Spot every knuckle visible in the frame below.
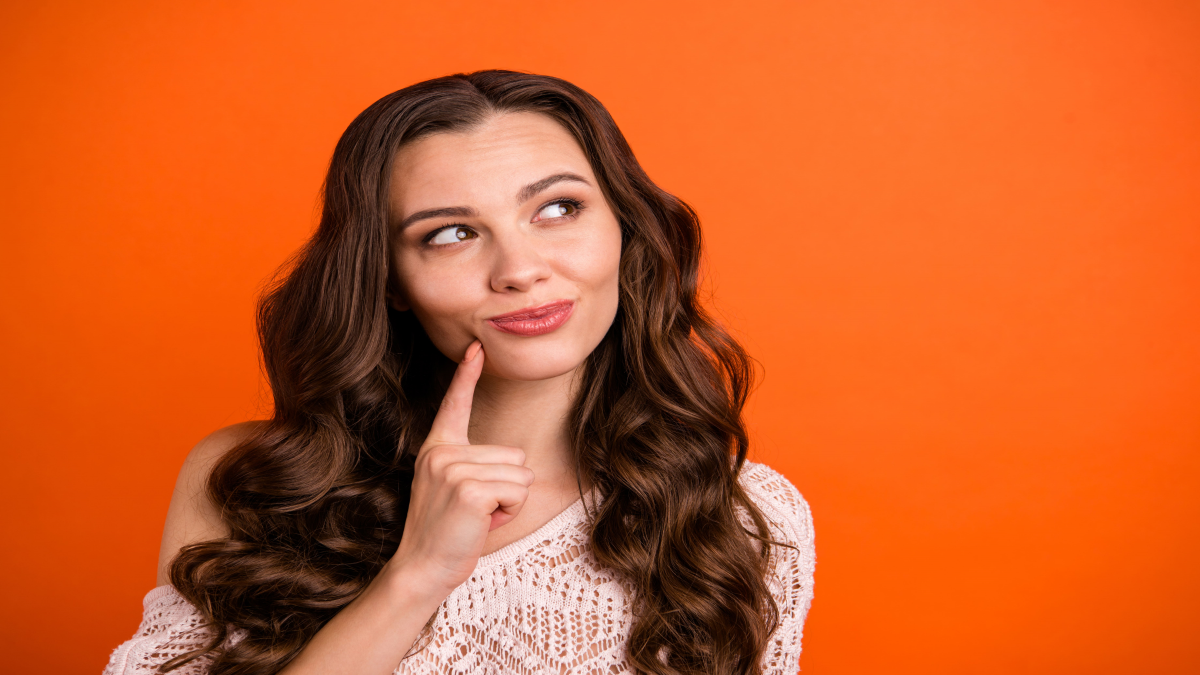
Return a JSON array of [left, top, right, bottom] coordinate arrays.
[[455, 479, 483, 505], [426, 447, 455, 472], [443, 461, 468, 483], [415, 450, 434, 472]]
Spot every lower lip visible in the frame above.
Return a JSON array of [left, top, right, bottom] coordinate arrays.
[[488, 302, 575, 336]]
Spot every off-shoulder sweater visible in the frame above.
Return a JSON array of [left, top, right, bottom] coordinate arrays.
[[103, 461, 815, 675]]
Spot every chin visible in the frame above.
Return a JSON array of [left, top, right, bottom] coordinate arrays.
[[480, 340, 591, 382]]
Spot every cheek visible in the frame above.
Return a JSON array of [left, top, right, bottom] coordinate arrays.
[[561, 222, 623, 291], [395, 253, 481, 337]]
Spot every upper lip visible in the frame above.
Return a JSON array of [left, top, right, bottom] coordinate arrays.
[[487, 300, 574, 322]]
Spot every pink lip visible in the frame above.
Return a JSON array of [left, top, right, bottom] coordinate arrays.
[[487, 300, 575, 336]]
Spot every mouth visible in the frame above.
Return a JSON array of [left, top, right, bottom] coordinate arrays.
[[487, 300, 575, 337]]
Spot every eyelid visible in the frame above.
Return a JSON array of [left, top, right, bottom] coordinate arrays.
[[419, 197, 585, 245], [533, 197, 585, 221], [421, 223, 474, 245]]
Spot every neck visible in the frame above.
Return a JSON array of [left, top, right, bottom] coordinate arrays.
[[467, 367, 580, 493]]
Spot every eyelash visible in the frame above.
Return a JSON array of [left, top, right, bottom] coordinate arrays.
[[421, 197, 586, 246]]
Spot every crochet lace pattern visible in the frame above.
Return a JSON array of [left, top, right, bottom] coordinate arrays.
[[103, 461, 815, 675]]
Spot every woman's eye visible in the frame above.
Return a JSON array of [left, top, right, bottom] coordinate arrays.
[[427, 226, 476, 246], [534, 201, 578, 221]]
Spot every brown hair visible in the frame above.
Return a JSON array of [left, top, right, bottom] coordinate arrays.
[[166, 70, 779, 675]]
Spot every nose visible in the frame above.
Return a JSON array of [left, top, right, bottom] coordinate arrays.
[[489, 230, 552, 293]]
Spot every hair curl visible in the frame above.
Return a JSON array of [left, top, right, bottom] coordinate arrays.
[[166, 70, 779, 675]]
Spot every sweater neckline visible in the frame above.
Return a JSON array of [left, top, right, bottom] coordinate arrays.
[[473, 490, 594, 570]]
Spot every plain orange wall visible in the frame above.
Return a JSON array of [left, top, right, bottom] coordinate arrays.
[[2, 1, 1198, 673]]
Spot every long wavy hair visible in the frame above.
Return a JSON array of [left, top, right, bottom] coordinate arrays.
[[166, 70, 779, 675]]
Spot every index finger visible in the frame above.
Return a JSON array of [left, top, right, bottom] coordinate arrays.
[[424, 340, 484, 448]]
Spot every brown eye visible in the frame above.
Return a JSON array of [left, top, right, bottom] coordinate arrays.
[[535, 201, 576, 220], [428, 226, 476, 245]]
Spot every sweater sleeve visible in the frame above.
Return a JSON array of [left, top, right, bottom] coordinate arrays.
[[102, 586, 219, 675], [738, 461, 817, 675]]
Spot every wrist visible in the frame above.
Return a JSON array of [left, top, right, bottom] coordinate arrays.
[[376, 554, 459, 607]]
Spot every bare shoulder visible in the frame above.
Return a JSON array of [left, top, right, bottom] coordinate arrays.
[[155, 421, 266, 586]]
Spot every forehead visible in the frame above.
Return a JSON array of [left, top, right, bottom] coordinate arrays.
[[389, 112, 594, 216]]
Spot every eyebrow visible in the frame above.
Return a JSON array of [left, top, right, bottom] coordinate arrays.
[[398, 206, 477, 230], [397, 172, 593, 231], [515, 172, 592, 204]]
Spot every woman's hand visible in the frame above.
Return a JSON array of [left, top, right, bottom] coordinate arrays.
[[386, 341, 534, 594], [278, 344, 525, 675]]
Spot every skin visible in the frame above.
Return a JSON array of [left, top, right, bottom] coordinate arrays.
[[386, 111, 622, 566], [156, 112, 624, 675], [388, 111, 621, 383]]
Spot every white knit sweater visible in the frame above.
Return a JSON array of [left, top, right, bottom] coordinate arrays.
[[103, 461, 815, 675]]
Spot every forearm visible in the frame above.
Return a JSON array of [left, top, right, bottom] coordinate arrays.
[[278, 559, 451, 675]]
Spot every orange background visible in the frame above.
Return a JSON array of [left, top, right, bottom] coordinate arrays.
[[2, 1, 1198, 673]]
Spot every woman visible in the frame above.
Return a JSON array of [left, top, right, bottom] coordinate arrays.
[[104, 70, 814, 675]]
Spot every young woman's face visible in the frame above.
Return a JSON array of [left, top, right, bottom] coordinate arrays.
[[388, 112, 623, 382]]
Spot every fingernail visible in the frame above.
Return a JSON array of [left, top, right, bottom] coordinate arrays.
[[463, 341, 482, 363]]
